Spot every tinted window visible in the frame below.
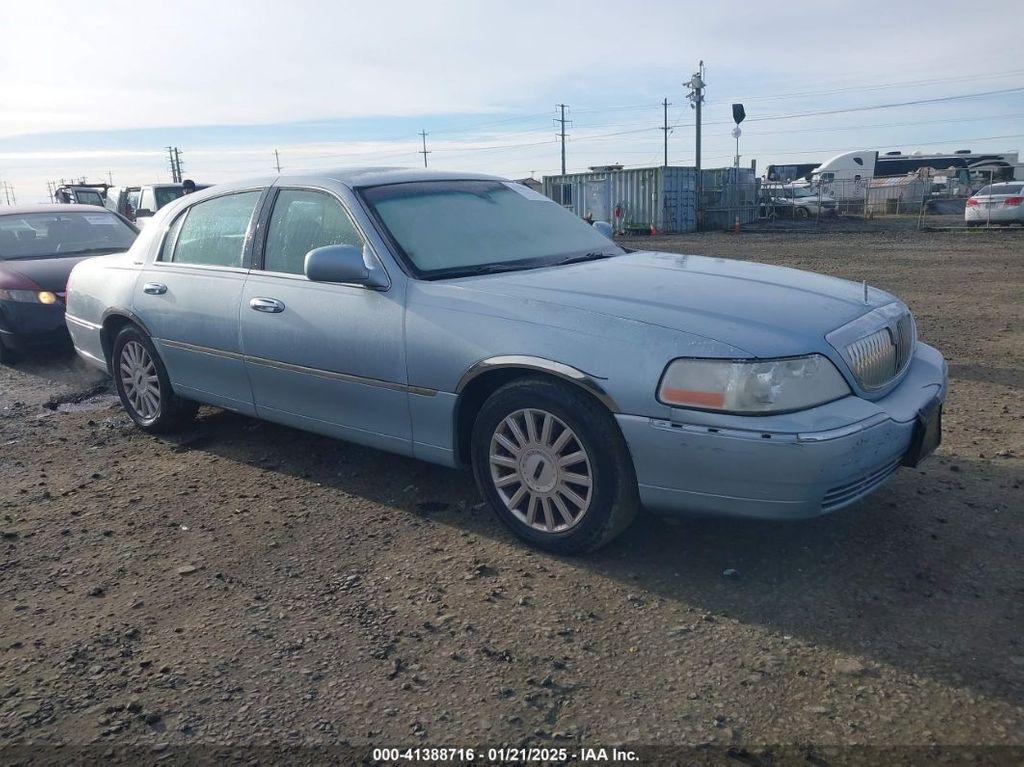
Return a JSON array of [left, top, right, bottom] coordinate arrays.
[[0, 212, 137, 260], [170, 191, 260, 267], [76, 190, 105, 206], [263, 189, 363, 275], [155, 187, 186, 209]]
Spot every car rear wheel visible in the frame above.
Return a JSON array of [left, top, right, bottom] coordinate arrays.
[[471, 376, 639, 553], [795, 206, 810, 219], [111, 325, 196, 433]]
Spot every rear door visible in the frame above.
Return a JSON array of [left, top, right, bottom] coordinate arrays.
[[133, 188, 266, 414], [239, 186, 411, 454]]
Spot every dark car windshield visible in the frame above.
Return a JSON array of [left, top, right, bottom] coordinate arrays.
[[0, 211, 137, 260], [360, 180, 624, 278], [155, 187, 186, 209]]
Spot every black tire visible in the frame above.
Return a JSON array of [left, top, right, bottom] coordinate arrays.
[[111, 325, 196, 433], [0, 336, 18, 365], [470, 376, 639, 554], [795, 206, 810, 220]]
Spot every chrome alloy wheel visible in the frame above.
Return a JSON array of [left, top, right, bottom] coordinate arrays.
[[119, 340, 161, 422], [488, 408, 593, 533]]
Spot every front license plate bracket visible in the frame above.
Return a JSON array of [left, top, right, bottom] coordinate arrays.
[[902, 400, 942, 468]]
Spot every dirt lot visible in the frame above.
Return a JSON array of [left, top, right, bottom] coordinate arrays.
[[1, 229, 1022, 757]]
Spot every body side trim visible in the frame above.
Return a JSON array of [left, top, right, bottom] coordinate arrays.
[[160, 338, 436, 396], [455, 355, 619, 412]]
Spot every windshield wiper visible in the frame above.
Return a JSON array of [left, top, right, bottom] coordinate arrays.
[[456, 263, 534, 276], [555, 251, 614, 266]]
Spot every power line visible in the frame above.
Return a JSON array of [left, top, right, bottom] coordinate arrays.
[[743, 87, 1024, 124]]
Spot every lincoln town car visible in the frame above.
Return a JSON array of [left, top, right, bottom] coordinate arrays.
[[64, 169, 946, 552]]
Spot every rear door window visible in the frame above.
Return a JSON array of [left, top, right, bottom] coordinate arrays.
[[168, 191, 261, 268]]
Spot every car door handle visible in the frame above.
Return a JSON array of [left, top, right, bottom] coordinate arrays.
[[249, 297, 285, 314], [142, 282, 167, 295]]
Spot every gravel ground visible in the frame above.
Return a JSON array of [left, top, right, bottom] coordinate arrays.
[[1, 229, 1022, 757]]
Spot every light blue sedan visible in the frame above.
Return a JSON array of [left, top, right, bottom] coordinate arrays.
[[65, 169, 947, 553]]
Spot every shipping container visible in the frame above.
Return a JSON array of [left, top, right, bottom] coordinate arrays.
[[543, 166, 698, 234]]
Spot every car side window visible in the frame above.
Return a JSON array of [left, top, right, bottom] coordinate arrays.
[[169, 191, 261, 268], [160, 212, 186, 262], [263, 189, 364, 275], [139, 188, 156, 212]]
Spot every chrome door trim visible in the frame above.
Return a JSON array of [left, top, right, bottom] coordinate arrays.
[[159, 339, 435, 396], [245, 355, 436, 396], [161, 338, 245, 361], [456, 355, 619, 412]]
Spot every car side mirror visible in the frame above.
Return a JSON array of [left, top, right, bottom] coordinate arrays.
[[135, 208, 153, 218], [593, 221, 613, 239], [305, 244, 377, 286]]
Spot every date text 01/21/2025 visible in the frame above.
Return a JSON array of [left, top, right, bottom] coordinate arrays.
[[372, 747, 639, 762]]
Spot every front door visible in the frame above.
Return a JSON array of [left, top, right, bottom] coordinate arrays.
[[239, 187, 411, 455], [133, 189, 264, 414]]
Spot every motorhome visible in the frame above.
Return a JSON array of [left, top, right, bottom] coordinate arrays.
[[810, 149, 1020, 200]]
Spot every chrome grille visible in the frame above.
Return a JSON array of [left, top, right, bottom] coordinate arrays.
[[835, 306, 916, 391], [846, 328, 896, 389]]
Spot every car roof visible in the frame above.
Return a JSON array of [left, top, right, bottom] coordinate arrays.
[[0, 204, 116, 216], [210, 167, 507, 193]]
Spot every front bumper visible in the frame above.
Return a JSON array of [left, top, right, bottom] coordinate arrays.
[[0, 301, 71, 353], [616, 343, 947, 520]]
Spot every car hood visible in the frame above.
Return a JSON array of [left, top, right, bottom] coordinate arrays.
[[0, 255, 103, 293], [446, 251, 897, 357]]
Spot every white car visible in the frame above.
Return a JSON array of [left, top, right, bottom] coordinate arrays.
[[965, 182, 1024, 226]]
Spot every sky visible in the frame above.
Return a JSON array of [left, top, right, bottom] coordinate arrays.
[[1, 0, 1022, 203]]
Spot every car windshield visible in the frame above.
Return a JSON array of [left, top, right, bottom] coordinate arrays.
[[976, 183, 1022, 197], [791, 187, 816, 198], [0, 211, 137, 260], [360, 180, 624, 278]]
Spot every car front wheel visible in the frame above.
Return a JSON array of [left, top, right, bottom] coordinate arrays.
[[471, 377, 639, 553], [111, 325, 196, 433]]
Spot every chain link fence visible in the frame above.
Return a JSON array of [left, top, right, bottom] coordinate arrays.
[[748, 170, 1023, 230]]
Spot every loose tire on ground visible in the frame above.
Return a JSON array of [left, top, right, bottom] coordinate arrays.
[[111, 325, 196, 433], [470, 376, 639, 554]]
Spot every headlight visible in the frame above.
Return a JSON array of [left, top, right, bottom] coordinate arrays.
[[0, 289, 58, 304], [657, 354, 850, 414]]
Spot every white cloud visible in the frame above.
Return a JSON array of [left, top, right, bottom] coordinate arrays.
[[2, 0, 1018, 138]]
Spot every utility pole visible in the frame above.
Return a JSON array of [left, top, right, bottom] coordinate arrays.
[[274, 149, 282, 173], [108, 170, 113, 185], [419, 130, 430, 168], [2, 182, 11, 205], [167, 146, 177, 182], [174, 147, 184, 182], [555, 104, 570, 175], [661, 97, 671, 168], [686, 61, 706, 227]]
